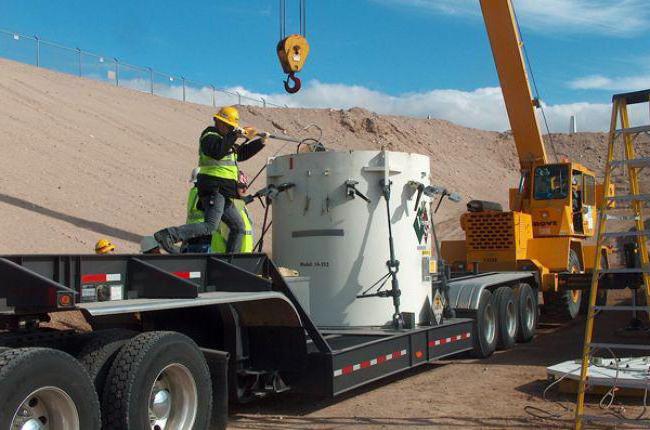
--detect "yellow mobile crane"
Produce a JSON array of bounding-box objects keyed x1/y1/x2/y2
[{"x1": 441, "y1": 0, "x2": 609, "y2": 319}]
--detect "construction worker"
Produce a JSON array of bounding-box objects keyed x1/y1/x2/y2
[
  {"x1": 95, "y1": 238, "x2": 116, "y2": 254},
  {"x1": 154, "y1": 106, "x2": 268, "y2": 253},
  {"x1": 211, "y1": 171, "x2": 255, "y2": 253},
  {"x1": 182, "y1": 167, "x2": 212, "y2": 253}
]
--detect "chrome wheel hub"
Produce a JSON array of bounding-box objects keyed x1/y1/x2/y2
[
  {"x1": 148, "y1": 363, "x2": 198, "y2": 430},
  {"x1": 506, "y1": 301, "x2": 517, "y2": 338},
  {"x1": 11, "y1": 387, "x2": 79, "y2": 430},
  {"x1": 484, "y1": 302, "x2": 496, "y2": 345}
]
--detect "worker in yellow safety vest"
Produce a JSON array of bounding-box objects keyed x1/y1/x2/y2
[
  {"x1": 182, "y1": 169, "x2": 254, "y2": 253},
  {"x1": 211, "y1": 171, "x2": 255, "y2": 253},
  {"x1": 154, "y1": 106, "x2": 268, "y2": 253},
  {"x1": 182, "y1": 167, "x2": 212, "y2": 253}
]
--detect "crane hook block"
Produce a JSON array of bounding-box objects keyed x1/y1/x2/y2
[
  {"x1": 277, "y1": 34, "x2": 309, "y2": 93},
  {"x1": 277, "y1": 34, "x2": 310, "y2": 73}
]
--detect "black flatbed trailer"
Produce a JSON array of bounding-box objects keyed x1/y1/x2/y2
[{"x1": 0, "y1": 253, "x2": 474, "y2": 429}]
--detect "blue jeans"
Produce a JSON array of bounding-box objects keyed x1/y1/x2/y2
[{"x1": 168, "y1": 190, "x2": 244, "y2": 252}]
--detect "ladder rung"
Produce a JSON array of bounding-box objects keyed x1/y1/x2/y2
[
  {"x1": 607, "y1": 194, "x2": 650, "y2": 202},
  {"x1": 602, "y1": 230, "x2": 650, "y2": 238},
  {"x1": 605, "y1": 214, "x2": 640, "y2": 221},
  {"x1": 589, "y1": 342, "x2": 650, "y2": 351},
  {"x1": 616, "y1": 124, "x2": 650, "y2": 135},
  {"x1": 610, "y1": 157, "x2": 650, "y2": 169},
  {"x1": 593, "y1": 305, "x2": 650, "y2": 311},
  {"x1": 600, "y1": 268, "x2": 650, "y2": 274}
]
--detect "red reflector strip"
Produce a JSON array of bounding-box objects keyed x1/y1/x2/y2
[
  {"x1": 428, "y1": 332, "x2": 471, "y2": 348},
  {"x1": 333, "y1": 349, "x2": 407, "y2": 378},
  {"x1": 173, "y1": 271, "x2": 201, "y2": 279},
  {"x1": 81, "y1": 273, "x2": 121, "y2": 283}
]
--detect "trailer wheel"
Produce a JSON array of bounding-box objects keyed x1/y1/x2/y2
[
  {"x1": 494, "y1": 287, "x2": 518, "y2": 350},
  {"x1": 102, "y1": 331, "x2": 213, "y2": 430},
  {"x1": 0, "y1": 347, "x2": 101, "y2": 430},
  {"x1": 514, "y1": 283, "x2": 537, "y2": 343},
  {"x1": 471, "y1": 289, "x2": 497, "y2": 358},
  {"x1": 76, "y1": 329, "x2": 136, "y2": 394}
]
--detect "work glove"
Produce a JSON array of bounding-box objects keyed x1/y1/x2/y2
[
  {"x1": 243, "y1": 127, "x2": 257, "y2": 139},
  {"x1": 232, "y1": 126, "x2": 246, "y2": 137}
]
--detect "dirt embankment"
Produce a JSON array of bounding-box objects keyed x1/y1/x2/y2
[{"x1": 5, "y1": 57, "x2": 648, "y2": 254}]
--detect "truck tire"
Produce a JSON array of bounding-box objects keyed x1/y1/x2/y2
[
  {"x1": 494, "y1": 286, "x2": 518, "y2": 350},
  {"x1": 0, "y1": 347, "x2": 101, "y2": 430},
  {"x1": 76, "y1": 329, "x2": 136, "y2": 395},
  {"x1": 543, "y1": 249, "x2": 582, "y2": 320},
  {"x1": 471, "y1": 289, "x2": 497, "y2": 358},
  {"x1": 514, "y1": 283, "x2": 537, "y2": 343},
  {"x1": 102, "y1": 331, "x2": 213, "y2": 430}
]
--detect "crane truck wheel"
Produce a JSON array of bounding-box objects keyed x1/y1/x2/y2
[
  {"x1": 514, "y1": 283, "x2": 537, "y2": 343},
  {"x1": 579, "y1": 255, "x2": 608, "y2": 314},
  {"x1": 0, "y1": 347, "x2": 101, "y2": 430},
  {"x1": 494, "y1": 286, "x2": 518, "y2": 350},
  {"x1": 102, "y1": 331, "x2": 213, "y2": 430},
  {"x1": 76, "y1": 329, "x2": 136, "y2": 395},
  {"x1": 543, "y1": 249, "x2": 582, "y2": 320},
  {"x1": 469, "y1": 289, "x2": 497, "y2": 358}
]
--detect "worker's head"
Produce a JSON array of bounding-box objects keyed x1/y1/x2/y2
[
  {"x1": 213, "y1": 106, "x2": 240, "y2": 135},
  {"x1": 95, "y1": 238, "x2": 116, "y2": 254},
  {"x1": 189, "y1": 167, "x2": 200, "y2": 185}
]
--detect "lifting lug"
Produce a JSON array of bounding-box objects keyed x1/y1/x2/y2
[{"x1": 284, "y1": 72, "x2": 302, "y2": 94}]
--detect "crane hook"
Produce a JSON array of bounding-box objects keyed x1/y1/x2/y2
[{"x1": 284, "y1": 72, "x2": 301, "y2": 94}]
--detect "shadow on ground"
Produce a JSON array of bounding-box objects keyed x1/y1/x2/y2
[{"x1": 0, "y1": 192, "x2": 141, "y2": 243}]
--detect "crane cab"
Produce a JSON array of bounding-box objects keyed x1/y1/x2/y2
[{"x1": 512, "y1": 162, "x2": 598, "y2": 239}]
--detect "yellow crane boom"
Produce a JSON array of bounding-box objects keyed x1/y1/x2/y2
[{"x1": 479, "y1": 0, "x2": 548, "y2": 169}]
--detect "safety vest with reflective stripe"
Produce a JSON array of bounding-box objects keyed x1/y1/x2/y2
[
  {"x1": 186, "y1": 186, "x2": 204, "y2": 224},
  {"x1": 198, "y1": 131, "x2": 239, "y2": 180},
  {"x1": 211, "y1": 199, "x2": 254, "y2": 253}
]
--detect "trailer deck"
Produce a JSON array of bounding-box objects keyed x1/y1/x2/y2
[{"x1": 0, "y1": 252, "x2": 475, "y2": 401}]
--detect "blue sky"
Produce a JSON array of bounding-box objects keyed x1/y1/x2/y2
[{"x1": 1, "y1": 0, "x2": 649, "y2": 131}]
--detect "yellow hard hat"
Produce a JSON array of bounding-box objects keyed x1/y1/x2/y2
[
  {"x1": 95, "y1": 238, "x2": 116, "y2": 254},
  {"x1": 213, "y1": 106, "x2": 240, "y2": 128}
]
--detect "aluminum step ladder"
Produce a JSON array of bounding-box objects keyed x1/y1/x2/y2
[{"x1": 575, "y1": 89, "x2": 650, "y2": 430}]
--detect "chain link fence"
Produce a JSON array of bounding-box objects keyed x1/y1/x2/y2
[{"x1": 0, "y1": 29, "x2": 287, "y2": 108}]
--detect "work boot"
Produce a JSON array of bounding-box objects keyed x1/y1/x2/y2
[{"x1": 154, "y1": 229, "x2": 179, "y2": 254}]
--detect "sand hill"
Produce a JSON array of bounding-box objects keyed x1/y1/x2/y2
[{"x1": 1, "y1": 58, "x2": 648, "y2": 254}]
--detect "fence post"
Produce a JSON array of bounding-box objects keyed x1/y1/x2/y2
[
  {"x1": 210, "y1": 85, "x2": 215, "y2": 107},
  {"x1": 148, "y1": 67, "x2": 154, "y2": 94},
  {"x1": 236, "y1": 91, "x2": 242, "y2": 105},
  {"x1": 261, "y1": 97, "x2": 267, "y2": 108},
  {"x1": 181, "y1": 76, "x2": 186, "y2": 102},
  {"x1": 76, "y1": 48, "x2": 82, "y2": 76},
  {"x1": 34, "y1": 35, "x2": 40, "y2": 67},
  {"x1": 114, "y1": 58, "x2": 119, "y2": 86}
]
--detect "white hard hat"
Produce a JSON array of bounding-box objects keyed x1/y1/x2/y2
[{"x1": 189, "y1": 167, "x2": 200, "y2": 184}]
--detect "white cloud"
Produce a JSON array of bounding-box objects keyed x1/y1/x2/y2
[
  {"x1": 374, "y1": 0, "x2": 650, "y2": 36},
  {"x1": 569, "y1": 74, "x2": 650, "y2": 91},
  {"x1": 126, "y1": 78, "x2": 644, "y2": 133}
]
